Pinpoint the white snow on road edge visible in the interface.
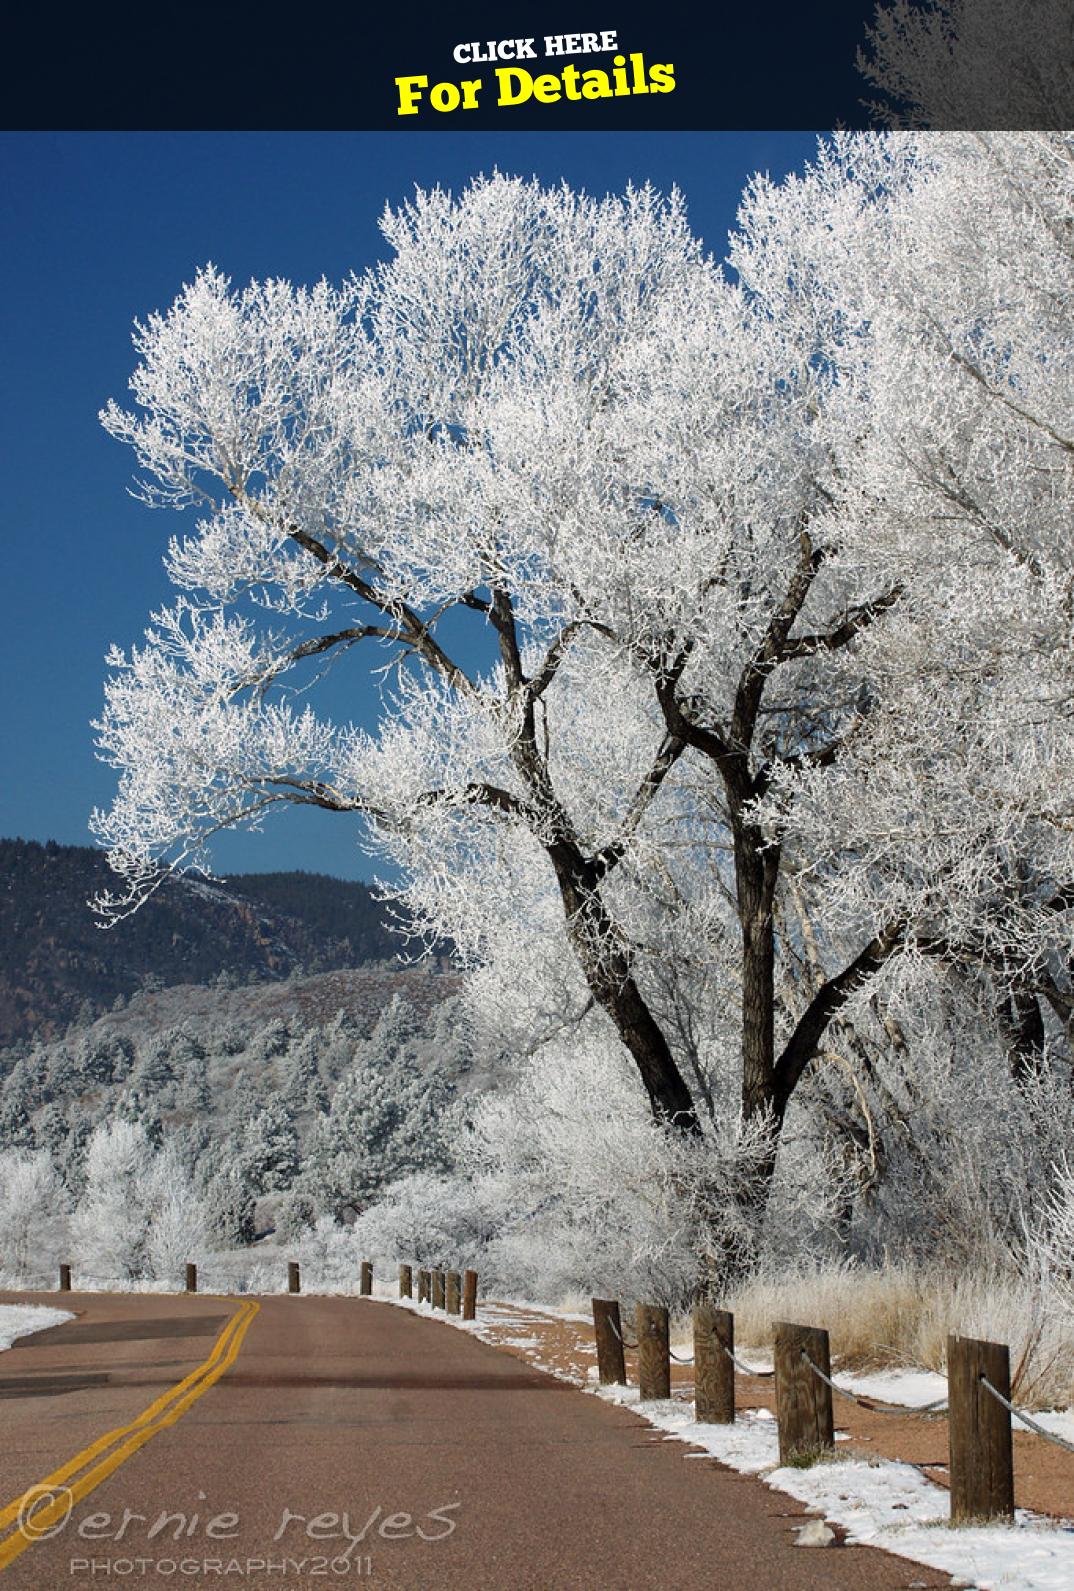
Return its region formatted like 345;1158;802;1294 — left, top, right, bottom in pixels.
592;1382;1074;1591
0;1304;73;1349
375;1287;1074;1591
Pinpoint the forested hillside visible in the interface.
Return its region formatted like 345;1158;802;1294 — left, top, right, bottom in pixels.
0;838;414;1043
0;974;473;1251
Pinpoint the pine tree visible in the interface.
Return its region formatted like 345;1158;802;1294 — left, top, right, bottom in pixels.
0;1097;35;1150
282;1031;329;1114
33;1101;69;1156
243;1096;299;1193
59;1116;92;1198
174;1055;211;1115
205;1164;256;1246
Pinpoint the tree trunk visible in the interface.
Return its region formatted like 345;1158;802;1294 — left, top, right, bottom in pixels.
734;821;781;1128
998;986;1045;1086
548;844;700;1134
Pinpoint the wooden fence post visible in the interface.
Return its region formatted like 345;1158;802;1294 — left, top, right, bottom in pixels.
432;1269;446;1310
591;1298;627;1386
185;1263;197;1294
462;1269;478;1320
774;1321;834;1463
418;1268;431;1304
58;1263;71;1293
288;1261;301;1295
637;1304;671;1401
948;1333;1015;1522
694;1304;735;1423
399;1263;413;1299
446;1271;461;1314
360;1261;373;1297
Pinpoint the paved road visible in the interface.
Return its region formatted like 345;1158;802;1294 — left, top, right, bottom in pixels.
0;1291;951;1589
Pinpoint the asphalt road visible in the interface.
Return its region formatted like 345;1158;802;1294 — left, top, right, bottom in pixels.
0;1291;952;1590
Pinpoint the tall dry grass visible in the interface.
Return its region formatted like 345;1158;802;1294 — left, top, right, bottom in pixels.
713;1261;1074;1409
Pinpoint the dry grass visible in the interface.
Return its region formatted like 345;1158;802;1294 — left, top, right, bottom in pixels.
714;1261;1074;1411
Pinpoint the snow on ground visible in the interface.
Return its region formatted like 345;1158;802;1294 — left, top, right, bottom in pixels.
592;1381;1074;1591
0;1304;73;1349
837;1366;949;1408
374;1285;1074;1591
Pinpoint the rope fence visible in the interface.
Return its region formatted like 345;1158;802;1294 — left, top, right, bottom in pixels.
589;1295;1074;1525
980;1374;1074;1457
607;1315;639;1351
799;1348;948;1416
720;1341;774;1378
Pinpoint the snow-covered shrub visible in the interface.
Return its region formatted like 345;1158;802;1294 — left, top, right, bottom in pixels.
0;1148;68;1281
143;1144;210;1283
70;1123;208;1283
71;1121;155;1279
348;1172;498;1273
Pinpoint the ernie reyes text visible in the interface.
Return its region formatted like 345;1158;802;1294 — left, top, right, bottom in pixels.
395;30;675;116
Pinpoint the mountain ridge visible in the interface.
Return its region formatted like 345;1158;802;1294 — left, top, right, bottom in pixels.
0;838;428;1045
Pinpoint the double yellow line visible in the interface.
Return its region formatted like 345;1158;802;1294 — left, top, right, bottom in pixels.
0;1298;259;1571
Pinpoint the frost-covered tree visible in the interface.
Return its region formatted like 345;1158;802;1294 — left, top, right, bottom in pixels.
282;1032;329;1113
204;1163;256;1246
303;1057;453;1218
71;1120;155;1280
143;1143;209;1282
91;149;1074;1236
173;1053;211;1114
242;1095;300;1193
245;1017;293;1067
77;1032;134;1088
33;1100;69;1157
58;1116;92;1199
0;1096;34;1151
0;1149;68;1279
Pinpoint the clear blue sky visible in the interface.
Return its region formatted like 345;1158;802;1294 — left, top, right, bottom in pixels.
0;131;819;882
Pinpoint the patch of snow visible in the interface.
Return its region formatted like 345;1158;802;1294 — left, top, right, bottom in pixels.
591;1382;1074;1591
0;1305;73;1348
837;1367;950;1408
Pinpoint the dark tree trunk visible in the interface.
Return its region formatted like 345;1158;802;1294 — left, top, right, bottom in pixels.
733;816;781;1128
548;843;700;1133
998;986;1046;1086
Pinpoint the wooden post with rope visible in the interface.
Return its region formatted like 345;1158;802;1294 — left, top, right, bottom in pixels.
693;1304;735;1422
774;1322;833;1463
948;1334;1014;1522
591;1298;626;1386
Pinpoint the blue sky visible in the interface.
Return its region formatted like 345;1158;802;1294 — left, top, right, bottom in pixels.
0;131;819;882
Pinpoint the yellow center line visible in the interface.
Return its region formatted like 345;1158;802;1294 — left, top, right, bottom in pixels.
0;1299;259;1571
0;1299;253;1531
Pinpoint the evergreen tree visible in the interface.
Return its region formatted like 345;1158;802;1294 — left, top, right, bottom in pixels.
112;1087;165;1148
33;1101;69;1156
214;1020;249;1057
302;1057;454;1218
174;1055;211;1115
367;994;422;1067
282;1031;329;1113
246;1017;292;1067
0;1097;34;1150
243;1096;299;1193
59;1116;92;1198
77;1031;135;1087
227;1068;261;1123
205;1164;256;1246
